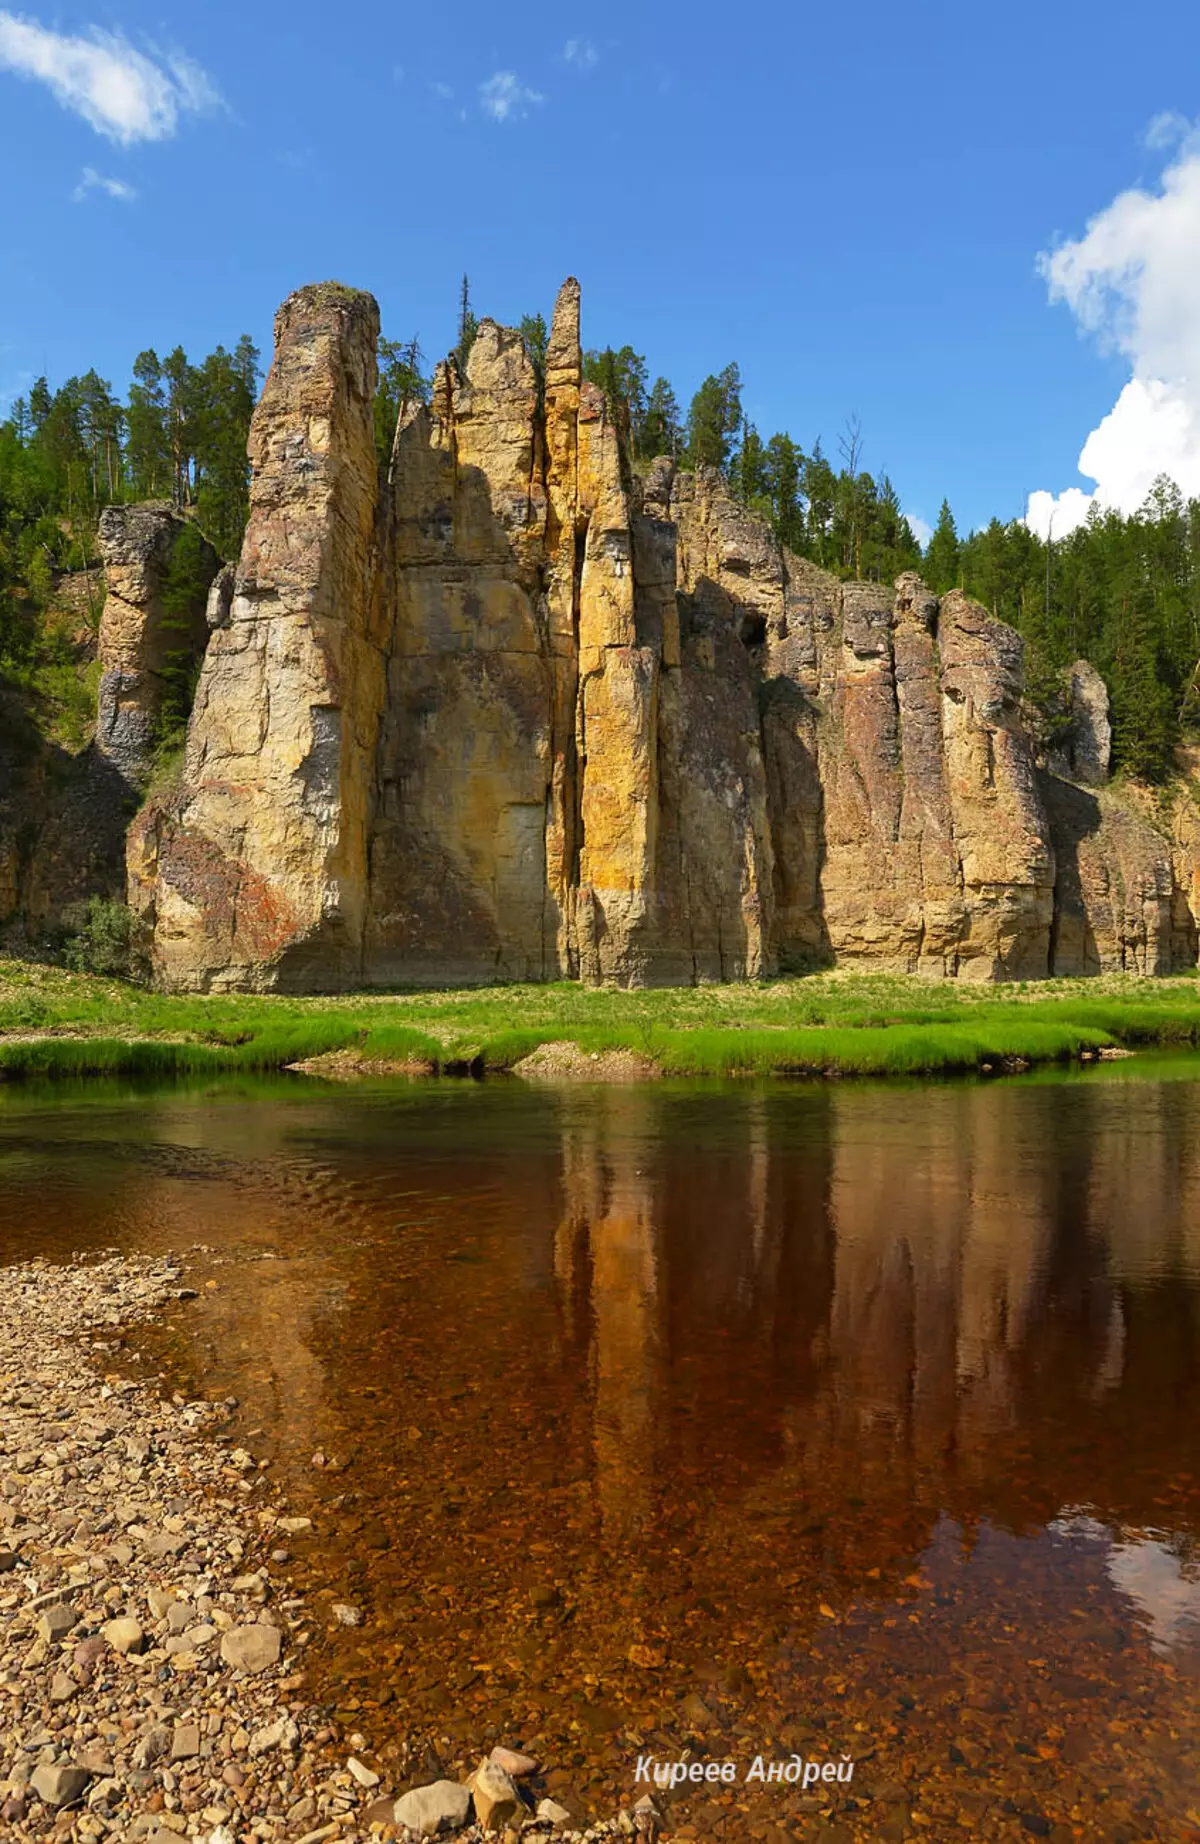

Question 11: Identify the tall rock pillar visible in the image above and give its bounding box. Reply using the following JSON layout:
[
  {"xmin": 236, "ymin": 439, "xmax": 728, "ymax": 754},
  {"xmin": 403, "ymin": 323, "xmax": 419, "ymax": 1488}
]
[{"xmin": 129, "ymin": 284, "xmax": 383, "ymax": 990}]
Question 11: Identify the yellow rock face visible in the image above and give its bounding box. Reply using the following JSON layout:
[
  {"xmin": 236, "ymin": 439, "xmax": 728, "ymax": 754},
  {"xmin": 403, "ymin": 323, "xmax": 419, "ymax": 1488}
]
[{"xmin": 125, "ymin": 277, "xmax": 1200, "ymax": 989}]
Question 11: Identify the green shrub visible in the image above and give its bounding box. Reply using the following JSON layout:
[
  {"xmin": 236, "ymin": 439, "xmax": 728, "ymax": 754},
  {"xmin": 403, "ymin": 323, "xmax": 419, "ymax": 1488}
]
[{"xmin": 62, "ymin": 898, "xmax": 138, "ymax": 979}]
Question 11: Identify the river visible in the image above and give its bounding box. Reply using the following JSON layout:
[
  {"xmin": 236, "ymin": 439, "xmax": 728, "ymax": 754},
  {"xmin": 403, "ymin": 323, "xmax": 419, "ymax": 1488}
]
[{"xmin": 3, "ymin": 1062, "xmax": 1200, "ymax": 1840}]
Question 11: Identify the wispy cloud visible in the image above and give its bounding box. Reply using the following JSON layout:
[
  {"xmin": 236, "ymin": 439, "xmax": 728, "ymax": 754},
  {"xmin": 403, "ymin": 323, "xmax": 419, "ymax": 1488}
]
[
  {"xmin": 0, "ymin": 10, "xmax": 221, "ymax": 144},
  {"xmin": 563, "ymin": 37, "xmax": 597, "ymax": 71},
  {"xmin": 1143, "ymin": 110, "xmax": 1190, "ymax": 152},
  {"xmin": 906, "ymin": 513, "xmax": 933, "ymax": 548},
  {"xmin": 431, "ymin": 78, "xmax": 453, "ymax": 100},
  {"xmin": 72, "ymin": 163, "xmax": 136, "ymax": 202},
  {"xmin": 479, "ymin": 69, "xmax": 542, "ymax": 123}
]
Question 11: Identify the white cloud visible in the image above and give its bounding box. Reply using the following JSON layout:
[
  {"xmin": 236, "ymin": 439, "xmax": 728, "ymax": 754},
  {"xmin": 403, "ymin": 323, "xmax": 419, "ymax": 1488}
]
[
  {"xmin": 72, "ymin": 163, "xmax": 136, "ymax": 201},
  {"xmin": 1028, "ymin": 121, "xmax": 1200, "ymax": 538},
  {"xmin": 431, "ymin": 79, "xmax": 453, "ymax": 100},
  {"xmin": 479, "ymin": 70, "xmax": 542, "ymax": 123},
  {"xmin": 0, "ymin": 10, "xmax": 220, "ymax": 145},
  {"xmin": 564, "ymin": 38, "xmax": 598, "ymax": 71},
  {"xmin": 906, "ymin": 513, "xmax": 933, "ymax": 548}
]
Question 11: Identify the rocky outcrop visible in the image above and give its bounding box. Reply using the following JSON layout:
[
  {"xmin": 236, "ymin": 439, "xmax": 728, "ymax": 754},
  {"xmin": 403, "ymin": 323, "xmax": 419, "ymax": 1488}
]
[
  {"xmin": 1060, "ymin": 659, "xmax": 1112, "ymax": 787},
  {"xmin": 96, "ymin": 505, "xmax": 218, "ymax": 786},
  {"xmin": 129, "ymin": 285, "xmax": 385, "ymax": 990},
  {"xmin": 121, "ymin": 278, "xmax": 1200, "ymax": 990},
  {"xmin": 1043, "ymin": 776, "xmax": 1198, "ymax": 975}
]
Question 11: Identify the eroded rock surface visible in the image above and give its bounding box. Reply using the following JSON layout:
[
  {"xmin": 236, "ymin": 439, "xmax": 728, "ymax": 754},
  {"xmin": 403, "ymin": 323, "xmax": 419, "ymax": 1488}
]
[
  {"xmin": 121, "ymin": 278, "xmax": 1200, "ymax": 989},
  {"xmin": 95, "ymin": 504, "xmax": 218, "ymax": 787}
]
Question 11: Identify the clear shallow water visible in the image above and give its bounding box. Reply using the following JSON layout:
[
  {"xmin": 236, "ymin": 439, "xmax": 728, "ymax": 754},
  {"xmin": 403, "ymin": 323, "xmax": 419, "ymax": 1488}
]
[{"xmin": 4, "ymin": 1065, "xmax": 1200, "ymax": 1838}]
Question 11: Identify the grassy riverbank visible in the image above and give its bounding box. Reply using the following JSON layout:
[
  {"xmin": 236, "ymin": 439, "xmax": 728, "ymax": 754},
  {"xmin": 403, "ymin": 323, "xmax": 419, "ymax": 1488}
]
[{"xmin": 2, "ymin": 958, "xmax": 1200, "ymax": 1081}]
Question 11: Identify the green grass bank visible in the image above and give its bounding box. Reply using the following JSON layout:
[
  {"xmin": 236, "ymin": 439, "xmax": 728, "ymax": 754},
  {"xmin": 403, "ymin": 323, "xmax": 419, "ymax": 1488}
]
[{"xmin": 2, "ymin": 959, "xmax": 1200, "ymax": 1083}]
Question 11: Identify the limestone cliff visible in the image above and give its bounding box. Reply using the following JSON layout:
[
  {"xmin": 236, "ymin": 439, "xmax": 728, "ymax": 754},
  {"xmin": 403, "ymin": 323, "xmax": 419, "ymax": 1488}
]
[{"xmin": 122, "ymin": 279, "xmax": 1200, "ymax": 990}]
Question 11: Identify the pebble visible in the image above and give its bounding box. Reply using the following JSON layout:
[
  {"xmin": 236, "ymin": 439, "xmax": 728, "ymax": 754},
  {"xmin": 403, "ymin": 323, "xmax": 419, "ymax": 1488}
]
[
  {"xmin": 102, "ymin": 1614, "xmax": 146, "ymax": 1654},
  {"xmin": 219, "ymin": 1622, "xmax": 281, "ymax": 1673},
  {"xmin": 393, "ymin": 1777, "xmax": 472, "ymax": 1835},
  {"xmin": 29, "ymin": 1762, "xmax": 91, "ymax": 1808}
]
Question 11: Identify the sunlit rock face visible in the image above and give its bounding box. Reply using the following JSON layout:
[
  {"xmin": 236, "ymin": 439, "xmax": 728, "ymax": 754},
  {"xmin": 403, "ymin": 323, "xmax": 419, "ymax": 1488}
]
[{"xmin": 123, "ymin": 280, "xmax": 1200, "ymax": 990}]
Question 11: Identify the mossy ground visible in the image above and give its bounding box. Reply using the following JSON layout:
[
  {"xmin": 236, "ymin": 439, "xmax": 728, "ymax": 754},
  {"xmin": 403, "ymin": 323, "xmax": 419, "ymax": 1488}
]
[{"xmin": 2, "ymin": 959, "xmax": 1199, "ymax": 1082}]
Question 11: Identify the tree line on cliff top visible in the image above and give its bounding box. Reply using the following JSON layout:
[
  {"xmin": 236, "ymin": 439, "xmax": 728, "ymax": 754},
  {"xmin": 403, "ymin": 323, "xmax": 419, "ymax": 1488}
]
[{"xmin": 2, "ymin": 281, "xmax": 1199, "ymax": 784}]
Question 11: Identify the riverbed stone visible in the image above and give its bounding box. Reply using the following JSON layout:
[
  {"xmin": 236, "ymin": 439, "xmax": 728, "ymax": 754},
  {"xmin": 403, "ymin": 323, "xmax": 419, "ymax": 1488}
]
[
  {"xmin": 490, "ymin": 1745, "xmax": 538, "ymax": 1778},
  {"xmin": 468, "ymin": 1758, "xmax": 525, "ymax": 1833},
  {"xmin": 38, "ymin": 1601, "xmax": 77, "ymax": 1644},
  {"xmin": 102, "ymin": 1615, "xmax": 146, "ymax": 1654},
  {"xmin": 392, "ymin": 1778, "xmax": 472, "ymax": 1836},
  {"xmin": 171, "ymin": 1722, "xmax": 201, "ymax": 1761},
  {"xmin": 220, "ymin": 1622, "xmax": 282, "ymax": 1673},
  {"xmin": 30, "ymin": 1762, "xmax": 91, "ymax": 1808}
]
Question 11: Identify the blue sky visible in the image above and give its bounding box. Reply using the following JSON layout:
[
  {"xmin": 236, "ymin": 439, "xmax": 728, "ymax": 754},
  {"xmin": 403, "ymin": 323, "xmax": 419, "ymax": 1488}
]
[{"xmin": 2, "ymin": 0, "xmax": 1199, "ymax": 543}]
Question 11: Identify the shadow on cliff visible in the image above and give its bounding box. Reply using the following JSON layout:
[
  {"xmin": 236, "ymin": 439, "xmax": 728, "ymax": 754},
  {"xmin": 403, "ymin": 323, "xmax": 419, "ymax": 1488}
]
[
  {"xmin": 362, "ymin": 441, "xmax": 570, "ymax": 986},
  {"xmin": 0, "ymin": 678, "xmax": 135, "ymax": 951},
  {"xmin": 758, "ymin": 673, "xmax": 834, "ymax": 971},
  {"xmin": 1039, "ymin": 770, "xmax": 1103, "ymax": 977}
]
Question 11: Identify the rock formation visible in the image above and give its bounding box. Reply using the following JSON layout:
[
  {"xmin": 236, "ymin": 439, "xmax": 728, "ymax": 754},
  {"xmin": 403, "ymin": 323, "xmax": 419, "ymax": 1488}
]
[
  {"xmin": 96, "ymin": 505, "xmax": 218, "ymax": 786},
  {"xmin": 118, "ymin": 278, "xmax": 1200, "ymax": 990}
]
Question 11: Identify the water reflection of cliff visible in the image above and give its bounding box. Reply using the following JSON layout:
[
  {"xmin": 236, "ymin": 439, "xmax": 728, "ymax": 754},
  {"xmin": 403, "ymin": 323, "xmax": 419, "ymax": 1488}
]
[{"xmin": 544, "ymin": 1078, "xmax": 1200, "ymax": 1567}]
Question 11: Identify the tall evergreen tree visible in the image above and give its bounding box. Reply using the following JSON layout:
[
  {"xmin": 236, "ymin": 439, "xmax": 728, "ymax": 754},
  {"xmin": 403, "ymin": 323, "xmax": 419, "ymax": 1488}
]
[
  {"xmin": 454, "ymin": 274, "xmax": 479, "ymax": 377},
  {"xmin": 519, "ymin": 313, "xmax": 548, "ymax": 403},
  {"xmin": 126, "ymin": 352, "xmax": 170, "ymax": 499},
  {"xmin": 686, "ymin": 364, "xmax": 742, "ymax": 470},
  {"xmin": 582, "ymin": 345, "xmax": 648, "ymax": 459},
  {"xmin": 193, "ymin": 341, "xmax": 260, "ymax": 558},
  {"xmin": 639, "ymin": 377, "xmax": 682, "ymax": 460},
  {"xmin": 374, "ymin": 336, "xmax": 429, "ymax": 476},
  {"xmin": 924, "ymin": 499, "xmax": 961, "ymax": 592}
]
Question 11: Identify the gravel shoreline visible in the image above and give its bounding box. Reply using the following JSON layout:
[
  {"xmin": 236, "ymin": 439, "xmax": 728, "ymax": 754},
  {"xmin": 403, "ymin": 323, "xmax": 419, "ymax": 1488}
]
[{"xmin": 0, "ymin": 1254, "xmax": 650, "ymax": 1843}]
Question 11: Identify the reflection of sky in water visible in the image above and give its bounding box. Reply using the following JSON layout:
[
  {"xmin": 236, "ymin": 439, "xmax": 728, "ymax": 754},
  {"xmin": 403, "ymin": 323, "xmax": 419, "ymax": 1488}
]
[{"xmin": 1054, "ymin": 1512, "xmax": 1200, "ymax": 1655}]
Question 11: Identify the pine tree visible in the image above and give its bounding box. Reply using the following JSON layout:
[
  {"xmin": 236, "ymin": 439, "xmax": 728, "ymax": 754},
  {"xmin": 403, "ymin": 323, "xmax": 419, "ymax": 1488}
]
[
  {"xmin": 686, "ymin": 364, "xmax": 742, "ymax": 470},
  {"xmin": 519, "ymin": 314, "xmax": 548, "ymax": 402},
  {"xmin": 639, "ymin": 378, "xmax": 681, "ymax": 460},
  {"xmin": 802, "ymin": 443, "xmax": 836, "ymax": 565},
  {"xmin": 763, "ymin": 433, "xmax": 804, "ymax": 551},
  {"xmin": 1111, "ymin": 574, "xmax": 1177, "ymax": 781},
  {"xmin": 193, "ymin": 341, "xmax": 259, "ymax": 558},
  {"xmin": 126, "ymin": 352, "xmax": 170, "ymax": 499},
  {"xmin": 454, "ymin": 274, "xmax": 479, "ymax": 377},
  {"xmin": 374, "ymin": 337, "xmax": 429, "ymax": 474},
  {"xmin": 162, "ymin": 348, "xmax": 198, "ymax": 510},
  {"xmin": 582, "ymin": 345, "xmax": 648, "ymax": 460},
  {"xmin": 924, "ymin": 499, "xmax": 961, "ymax": 592},
  {"xmin": 732, "ymin": 420, "xmax": 768, "ymax": 506}
]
